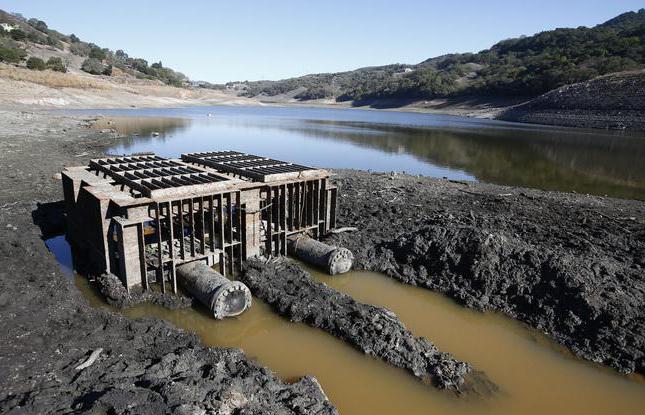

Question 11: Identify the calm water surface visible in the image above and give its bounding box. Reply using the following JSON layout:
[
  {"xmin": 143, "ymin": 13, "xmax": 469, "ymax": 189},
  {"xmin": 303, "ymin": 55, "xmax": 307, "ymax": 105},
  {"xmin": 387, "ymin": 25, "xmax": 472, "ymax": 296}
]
[
  {"xmin": 46, "ymin": 236, "xmax": 645, "ymax": 415},
  {"xmin": 65, "ymin": 105, "xmax": 645, "ymax": 200}
]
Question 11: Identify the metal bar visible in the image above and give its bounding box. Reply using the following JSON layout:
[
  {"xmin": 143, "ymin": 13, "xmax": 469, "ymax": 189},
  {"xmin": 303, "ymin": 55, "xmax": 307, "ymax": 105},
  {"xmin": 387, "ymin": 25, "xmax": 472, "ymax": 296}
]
[
  {"xmin": 199, "ymin": 197, "xmax": 206, "ymax": 255},
  {"xmin": 137, "ymin": 222, "xmax": 148, "ymax": 291},
  {"xmin": 179, "ymin": 200, "xmax": 185, "ymax": 260},
  {"xmin": 281, "ymin": 184, "xmax": 287, "ymax": 255},
  {"xmin": 189, "ymin": 198, "xmax": 195, "ymax": 257},
  {"xmin": 272, "ymin": 187, "xmax": 279, "ymax": 255},
  {"xmin": 209, "ymin": 195, "xmax": 215, "ymax": 253},
  {"xmin": 287, "ymin": 183, "xmax": 294, "ymax": 231},
  {"xmin": 265, "ymin": 187, "xmax": 273, "ymax": 256},
  {"xmin": 313, "ymin": 180, "xmax": 320, "ymax": 238},
  {"xmin": 155, "ymin": 203, "xmax": 165, "ymax": 294},
  {"xmin": 319, "ymin": 180, "xmax": 327, "ymax": 235},
  {"xmin": 167, "ymin": 202, "xmax": 176, "ymax": 293},
  {"xmin": 226, "ymin": 193, "xmax": 234, "ymax": 274},
  {"xmin": 294, "ymin": 182, "xmax": 300, "ymax": 230},
  {"xmin": 236, "ymin": 191, "xmax": 243, "ymax": 270},
  {"xmin": 217, "ymin": 194, "xmax": 225, "ymax": 275},
  {"xmin": 330, "ymin": 188, "xmax": 337, "ymax": 229}
]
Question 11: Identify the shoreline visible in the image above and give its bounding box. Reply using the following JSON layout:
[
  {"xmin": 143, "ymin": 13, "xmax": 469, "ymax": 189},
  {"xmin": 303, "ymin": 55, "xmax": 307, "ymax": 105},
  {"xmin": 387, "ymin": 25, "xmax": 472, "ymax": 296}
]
[{"xmin": 2, "ymin": 67, "xmax": 644, "ymax": 131}]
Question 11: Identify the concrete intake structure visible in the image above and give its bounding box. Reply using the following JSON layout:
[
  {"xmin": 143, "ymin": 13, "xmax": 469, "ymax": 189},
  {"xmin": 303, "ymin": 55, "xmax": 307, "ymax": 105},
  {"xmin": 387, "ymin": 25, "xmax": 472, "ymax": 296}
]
[
  {"xmin": 62, "ymin": 151, "xmax": 339, "ymax": 296},
  {"xmin": 287, "ymin": 235, "xmax": 353, "ymax": 275},
  {"xmin": 177, "ymin": 261, "xmax": 252, "ymax": 318}
]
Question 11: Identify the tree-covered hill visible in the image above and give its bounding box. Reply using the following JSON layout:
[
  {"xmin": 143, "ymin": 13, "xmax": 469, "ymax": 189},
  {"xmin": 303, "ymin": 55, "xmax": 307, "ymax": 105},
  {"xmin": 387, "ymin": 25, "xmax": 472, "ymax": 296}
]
[
  {"xmin": 233, "ymin": 9, "xmax": 645, "ymax": 104},
  {"xmin": 0, "ymin": 9, "xmax": 187, "ymax": 86}
]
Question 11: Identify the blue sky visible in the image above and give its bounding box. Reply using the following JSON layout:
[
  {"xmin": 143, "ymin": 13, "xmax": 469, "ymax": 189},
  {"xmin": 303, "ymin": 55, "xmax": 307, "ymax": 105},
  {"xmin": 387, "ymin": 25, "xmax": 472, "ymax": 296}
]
[{"xmin": 1, "ymin": 1, "xmax": 642, "ymax": 83}]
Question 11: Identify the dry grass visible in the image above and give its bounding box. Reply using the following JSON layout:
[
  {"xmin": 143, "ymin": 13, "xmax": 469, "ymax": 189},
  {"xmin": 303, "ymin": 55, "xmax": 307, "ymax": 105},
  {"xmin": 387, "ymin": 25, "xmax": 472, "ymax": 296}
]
[{"xmin": 0, "ymin": 65, "xmax": 107, "ymax": 89}]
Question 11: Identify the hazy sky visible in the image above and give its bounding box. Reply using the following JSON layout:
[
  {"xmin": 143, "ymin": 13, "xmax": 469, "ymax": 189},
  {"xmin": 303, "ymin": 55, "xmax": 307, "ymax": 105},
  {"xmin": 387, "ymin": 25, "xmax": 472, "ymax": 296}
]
[{"xmin": 1, "ymin": 1, "xmax": 642, "ymax": 83}]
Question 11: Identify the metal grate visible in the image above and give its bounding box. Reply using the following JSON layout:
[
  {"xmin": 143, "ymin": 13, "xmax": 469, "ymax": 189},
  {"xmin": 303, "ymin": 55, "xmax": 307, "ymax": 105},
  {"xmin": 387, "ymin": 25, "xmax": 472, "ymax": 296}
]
[
  {"xmin": 182, "ymin": 151, "xmax": 324, "ymax": 182},
  {"xmin": 89, "ymin": 155, "xmax": 234, "ymax": 198}
]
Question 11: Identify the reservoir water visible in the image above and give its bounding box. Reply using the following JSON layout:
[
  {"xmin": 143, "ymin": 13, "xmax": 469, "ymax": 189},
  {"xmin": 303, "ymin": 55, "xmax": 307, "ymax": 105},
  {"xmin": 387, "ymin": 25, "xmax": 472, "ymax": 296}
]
[{"xmin": 65, "ymin": 105, "xmax": 645, "ymax": 200}]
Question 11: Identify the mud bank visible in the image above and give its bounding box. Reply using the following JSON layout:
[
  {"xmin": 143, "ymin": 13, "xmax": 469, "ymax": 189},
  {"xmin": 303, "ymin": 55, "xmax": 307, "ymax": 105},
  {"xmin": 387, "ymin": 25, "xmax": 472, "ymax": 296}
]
[
  {"xmin": 0, "ymin": 111, "xmax": 336, "ymax": 414},
  {"xmin": 241, "ymin": 259, "xmax": 495, "ymax": 393},
  {"xmin": 328, "ymin": 170, "xmax": 645, "ymax": 375},
  {"xmin": 497, "ymin": 71, "xmax": 645, "ymax": 130},
  {"xmin": 95, "ymin": 273, "xmax": 193, "ymax": 310}
]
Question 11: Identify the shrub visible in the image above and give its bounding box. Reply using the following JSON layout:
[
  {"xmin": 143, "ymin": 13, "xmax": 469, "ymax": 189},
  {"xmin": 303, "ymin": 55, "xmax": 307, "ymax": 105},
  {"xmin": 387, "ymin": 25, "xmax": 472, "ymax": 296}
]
[
  {"xmin": 46, "ymin": 56, "xmax": 66, "ymax": 72},
  {"xmin": 69, "ymin": 33, "xmax": 80, "ymax": 43},
  {"xmin": 27, "ymin": 18, "xmax": 48, "ymax": 33},
  {"xmin": 0, "ymin": 46, "xmax": 27, "ymax": 63},
  {"xmin": 46, "ymin": 36, "xmax": 63, "ymax": 49},
  {"xmin": 10, "ymin": 29, "xmax": 26, "ymax": 41},
  {"xmin": 81, "ymin": 57, "xmax": 105, "ymax": 74},
  {"xmin": 27, "ymin": 31, "xmax": 47, "ymax": 44},
  {"xmin": 26, "ymin": 56, "xmax": 46, "ymax": 70},
  {"xmin": 70, "ymin": 42, "xmax": 90, "ymax": 56},
  {"xmin": 89, "ymin": 47, "xmax": 106, "ymax": 60}
]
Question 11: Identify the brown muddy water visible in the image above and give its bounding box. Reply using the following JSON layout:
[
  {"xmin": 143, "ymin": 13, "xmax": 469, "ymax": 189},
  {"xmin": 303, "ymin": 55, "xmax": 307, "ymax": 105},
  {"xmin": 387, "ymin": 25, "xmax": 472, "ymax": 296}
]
[{"xmin": 53, "ymin": 238, "xmax": 644, "ymax": 415}]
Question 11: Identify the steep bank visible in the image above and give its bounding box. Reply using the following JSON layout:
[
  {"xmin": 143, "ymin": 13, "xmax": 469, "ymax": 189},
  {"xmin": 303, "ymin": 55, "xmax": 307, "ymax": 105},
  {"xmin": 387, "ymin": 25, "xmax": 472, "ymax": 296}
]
[
  {"xmin": 328, "ymin": 170, "xmax": 645, "ymax": 375},
  {"xmin": 498, "ymin": 70, "xmax": 645, "ymax": 130},
  {"xmin": 0, "ymin": 111, "xmax": 336, "ymax": 414}
]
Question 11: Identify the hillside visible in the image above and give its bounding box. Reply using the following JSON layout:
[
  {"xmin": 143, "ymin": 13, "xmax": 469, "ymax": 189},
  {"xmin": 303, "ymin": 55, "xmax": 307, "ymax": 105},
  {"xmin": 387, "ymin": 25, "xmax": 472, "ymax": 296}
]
[
  {"xmin": 231, "ymin": 9, "xmax": 645, "ymax": 106},
  {"xmin": 0, "ymin": 9, "xmax": 254, "ymax": 109},
  {"xmin": 0, "ymin": 9, "xmax": 191, "ymax": 86}
]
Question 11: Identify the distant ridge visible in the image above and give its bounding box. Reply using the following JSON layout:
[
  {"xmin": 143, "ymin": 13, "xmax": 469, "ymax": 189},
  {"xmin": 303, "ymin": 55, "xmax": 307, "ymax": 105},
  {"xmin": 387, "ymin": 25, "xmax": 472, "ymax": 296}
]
[{"xmin": 230, "ymin": 9, "xmax": 645, "ymax": 107}]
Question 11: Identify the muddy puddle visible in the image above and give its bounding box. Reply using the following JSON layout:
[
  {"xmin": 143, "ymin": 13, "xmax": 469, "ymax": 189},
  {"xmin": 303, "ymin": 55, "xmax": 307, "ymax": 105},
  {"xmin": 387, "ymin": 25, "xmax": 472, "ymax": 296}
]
[{"xmin": 45, "ymin": 235, "xmax": 645, "ymax": 415}]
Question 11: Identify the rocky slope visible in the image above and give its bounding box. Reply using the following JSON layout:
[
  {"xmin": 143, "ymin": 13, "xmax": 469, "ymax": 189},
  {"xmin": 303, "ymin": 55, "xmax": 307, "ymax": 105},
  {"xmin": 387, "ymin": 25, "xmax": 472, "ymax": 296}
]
[{"xmin": 497, "ymin": 70, "xmax": 645, "ymax": 129}]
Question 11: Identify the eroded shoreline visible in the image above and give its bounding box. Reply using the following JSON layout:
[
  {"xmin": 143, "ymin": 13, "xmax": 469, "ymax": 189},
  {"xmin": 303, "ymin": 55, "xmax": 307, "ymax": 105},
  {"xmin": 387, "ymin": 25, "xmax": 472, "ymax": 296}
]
[{"xmin": 327, "ymin": 170, "xmax": 645, "ymax": 375}]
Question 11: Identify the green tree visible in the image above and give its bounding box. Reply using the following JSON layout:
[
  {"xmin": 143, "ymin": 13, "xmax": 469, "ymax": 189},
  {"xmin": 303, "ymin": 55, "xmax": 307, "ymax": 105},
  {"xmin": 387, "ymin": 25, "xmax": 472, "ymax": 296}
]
[
  {"xmin": 26, "ymin": 56, "xmax": 46, "ymax": 71},
  {"xmin": 81, "ymin": 58, "xmax": 105, "ymax": 74},
  {"xmin": 0, "ymin": 46, "xmax": 27, "ymax": 63},
  {"xmin": 69, "ymin": 33, "xmax": 80, "ymax": 43},
  {"xmin": 70, "ymin": 42, "xmax": 90, "ymax": 56},
  {"xmin": 46, "ymin": 56, "xmax": 67, "ymax": 72},
  {"xmin": 10, "ymin": 29, "xmax": 26, "ymax": 41},
  {"xmin": 27, "ymin": 18, "xmax": 48, "ymax": 33}
]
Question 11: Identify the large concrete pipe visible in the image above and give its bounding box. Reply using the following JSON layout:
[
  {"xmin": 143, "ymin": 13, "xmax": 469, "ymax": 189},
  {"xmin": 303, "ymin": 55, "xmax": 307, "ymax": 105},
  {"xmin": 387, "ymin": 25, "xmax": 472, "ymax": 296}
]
[
  {"xmin": 176, "ymin": 261, "xmax": 252, "ymax": 319},
  {"xmin": 287, "ymin": 235, "xmax": 354, "ymax": 275}
]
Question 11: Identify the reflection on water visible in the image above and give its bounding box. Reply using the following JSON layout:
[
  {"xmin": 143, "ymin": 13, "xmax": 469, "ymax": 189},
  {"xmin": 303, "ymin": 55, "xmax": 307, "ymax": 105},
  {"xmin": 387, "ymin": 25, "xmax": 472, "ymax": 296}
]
[
  {"xmin": 91, "ymin": 116, "xmax": 189, "ymax": 140},
  {"xmin": 46, "ymin": 235, "xmax": 645, "ymax": 415},
  {"xmin": 65, "ymin": 105, "xmax": 645, "ymax": 199}
]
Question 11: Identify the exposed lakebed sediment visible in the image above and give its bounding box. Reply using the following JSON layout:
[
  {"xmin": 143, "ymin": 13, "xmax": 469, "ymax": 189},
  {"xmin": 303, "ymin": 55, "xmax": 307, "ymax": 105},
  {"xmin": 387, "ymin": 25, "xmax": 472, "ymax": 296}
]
[
  {"xmin": 328, "ymin": 170, "xmax": 645, "ymax": 375},
  {"xmin": 241, "ymin": 259, "xmax": 496, "ymax": 394}
]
